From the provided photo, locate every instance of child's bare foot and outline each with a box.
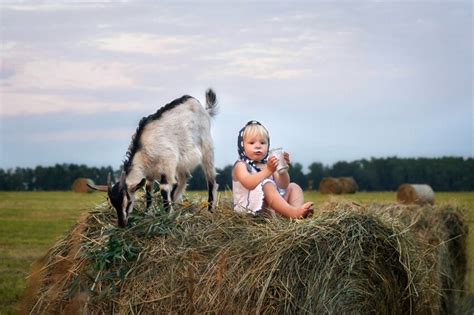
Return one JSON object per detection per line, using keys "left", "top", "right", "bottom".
{"left": 297, "top": 202, "right": 314, "bottom": 218}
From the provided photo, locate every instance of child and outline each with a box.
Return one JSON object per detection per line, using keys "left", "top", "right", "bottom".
{"left": 232, "top": 120, "right": 314, "bottom": 218}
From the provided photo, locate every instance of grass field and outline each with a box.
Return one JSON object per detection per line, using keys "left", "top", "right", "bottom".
{"left": 0, "top": 190, "right": 472, "bottom": 314}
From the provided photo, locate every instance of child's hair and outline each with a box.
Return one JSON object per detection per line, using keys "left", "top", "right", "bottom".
{"left": 243, "top": 123, "right": 269, "bottom": 142}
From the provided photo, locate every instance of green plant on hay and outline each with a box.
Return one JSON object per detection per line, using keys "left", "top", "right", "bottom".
{"left": 20, "top": 195, "right": 468, "bottom": 314}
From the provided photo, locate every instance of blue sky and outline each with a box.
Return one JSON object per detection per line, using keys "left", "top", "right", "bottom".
{"left": 0, "top": 1, "right": 472, "bottom": 171}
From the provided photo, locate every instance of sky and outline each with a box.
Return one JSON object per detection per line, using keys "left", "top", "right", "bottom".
{"left": 0, "top": 1, "right": 472, "bottom": 172}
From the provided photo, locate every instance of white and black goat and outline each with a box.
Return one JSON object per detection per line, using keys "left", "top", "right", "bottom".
{"left": 90, "top": 89, "right": 218, "bottom": 227}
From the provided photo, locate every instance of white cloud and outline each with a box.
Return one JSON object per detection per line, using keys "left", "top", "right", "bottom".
{"left": 0, "top": 2, "right": 107, "bottom": 12}
{"left": 0, "top": 41, "right": 32, "bottom": 59}
{"left": 0, "top": 92, "right": 143, "bottom": 117}
{"left": 0, "top": 41, "right": 19, "bottom": 55}
{"left": 92, "top": 33, "right": 196, "bottom": 55}
{"left": 210, "top": 44, "right": 311, "bottom": 80}
{"left": 3, "top": 59, "right": 136, "bottom": 90}
{"left": 24, "top": 128, "right": 133, "bottom": 142}
{"left": 266, "top": 13, "right": 318, "bottom": 23}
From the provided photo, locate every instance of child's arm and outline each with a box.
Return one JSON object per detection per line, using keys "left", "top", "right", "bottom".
{"left": 233, "top": 158, "right": 278, "bottom": 191}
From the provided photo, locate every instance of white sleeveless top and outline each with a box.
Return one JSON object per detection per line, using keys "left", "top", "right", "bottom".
{"left": 232, "top": 162, "right": 265, "bottom": 214}
{"left": 232, "top": 161, "right": 284, "bottom": 215}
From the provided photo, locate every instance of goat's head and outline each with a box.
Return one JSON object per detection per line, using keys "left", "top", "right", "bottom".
{"left": 88, "top": 172, "right": 145, "bottom": 227}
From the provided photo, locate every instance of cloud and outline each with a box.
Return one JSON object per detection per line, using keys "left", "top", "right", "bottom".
{"left": 0, "top": 2, "right": 107, "bottom": 12}
{"left": 0, "top": 92, "right": 143, "bottom": 117}
{"left": 3, "top": 59, "right": 136, "bottom": 90}
{"left": 210, "top": 44, "right": 311, "bottom": 80}
{"left": 92, "top": 33, "right": 197, "bottom": 55}
{"left": 0, "top": 41, "right": 21, "bottom": 55}
{"left": 22, "top": 127, "right": 133, "bottom": 142}
{"left": 266, "top": 13, "right": 318, "bottom": 23}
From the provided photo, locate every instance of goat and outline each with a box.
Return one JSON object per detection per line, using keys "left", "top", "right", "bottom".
{"left": 89, "top": 89, "right": 218, "bottom": 227}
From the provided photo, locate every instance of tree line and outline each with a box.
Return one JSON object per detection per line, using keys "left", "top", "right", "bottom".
{"left": 0, "top": 157, "right": 472, "bottom": 192}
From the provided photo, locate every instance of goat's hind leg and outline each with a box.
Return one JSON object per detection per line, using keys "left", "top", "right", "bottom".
{"left": 171, "top": 171, "right": 188, "bottom": 203}
{"left": 201, "top": 148, "right": 218, "bottom": 211}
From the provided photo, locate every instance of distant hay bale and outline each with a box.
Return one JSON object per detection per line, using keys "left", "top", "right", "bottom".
{"left": 21, "top": 197, "right": 469, "bottom": 314}
{"left": 71, "top": 178, "right": 95, "bottom": 193}
{"left": 339, "top": 177, "right": 358, "bottom": 194}
{"left": 319, "top": 177, "right": 341, "bottom": 194}
{"left": 319, "top": 177, "right": 358, "bottom": 194}
{"left": 397, "top": 184, "right": 435, "bottom": 205}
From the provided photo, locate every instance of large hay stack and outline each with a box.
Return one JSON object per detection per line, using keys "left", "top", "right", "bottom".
{"left": 21, "top": 199, "right": 468, "bottom": 314}
{"left": 319, "top": 177, "right": 358, "bottom": 194}
{"left": 369, "top": 203, "right": 468, "bottom": 313}
{"left": 397, "top": 183, "right": 435, "bottom": 205}
{"left": 71, "top": 178, "right": 95, "bottom": 193}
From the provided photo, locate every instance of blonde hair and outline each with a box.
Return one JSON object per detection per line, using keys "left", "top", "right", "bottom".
{"left": 243, "top": 123, "right": 269, "bottom": 141}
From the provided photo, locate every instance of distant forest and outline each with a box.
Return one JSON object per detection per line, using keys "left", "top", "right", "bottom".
{"left": 0, "top": 157, "right": 472, "bottom": 192}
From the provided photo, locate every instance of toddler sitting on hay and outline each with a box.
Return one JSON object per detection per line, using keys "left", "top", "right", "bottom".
{"left": 232, "top": 120, "right": 313, "bottom": 218}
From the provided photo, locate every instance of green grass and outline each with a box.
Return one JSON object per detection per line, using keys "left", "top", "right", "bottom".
{"left": 0, "top": 191, "right": 105, "bottom": 315}
{"left": 0, "top": 191, "right": 472, "bottom": 314}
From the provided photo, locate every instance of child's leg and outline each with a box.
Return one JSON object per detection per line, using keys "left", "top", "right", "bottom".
{"left": 284, "top": 183, "right": 305, "bottom": 207}
{"left": 263, "top": 182, "right": 313, "bottom": 218}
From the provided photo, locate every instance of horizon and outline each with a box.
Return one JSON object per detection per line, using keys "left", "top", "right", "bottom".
{"left": 0, "top": 154, "right": 471, "bottom": 173}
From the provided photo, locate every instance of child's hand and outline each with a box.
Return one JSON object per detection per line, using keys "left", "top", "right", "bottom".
{"left": 267, "top": 156, "right": 278, "bottom": 173}
{"left": 283, "top": 152, "right": 291, "bottom": 165}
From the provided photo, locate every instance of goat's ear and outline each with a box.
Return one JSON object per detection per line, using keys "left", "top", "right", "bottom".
{"left": 129, "top": 178, "right": 146, "bottom": 192}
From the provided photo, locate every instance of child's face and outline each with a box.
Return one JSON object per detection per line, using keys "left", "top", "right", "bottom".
{"left": 243, "top": 133, "right": 268, "bottom": 161}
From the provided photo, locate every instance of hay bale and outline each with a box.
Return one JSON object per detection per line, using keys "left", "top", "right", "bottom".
{"left": 397, "top": 184, "right": 435, "bottom": 205}
{"left": 71, "top": 178, "right": 95, "bottom": 193}
{"left": 319, "top": 177, "right": 342, "bottom": 194}
{"left": 22, "top": 198, "right": 467, "bottom": 314}
{"left": 339, "top": 177, "right": 358, "bottom": 194}
{"left": 319, "top": 177, "right": 358, "bottom": 194}
{"left": 369, "top": 203, "right": 468, "bottom": 314}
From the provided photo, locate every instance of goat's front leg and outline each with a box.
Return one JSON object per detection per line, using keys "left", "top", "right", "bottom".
{"left": 159, "top": 176, "right": 173, "bottom": 212}
{"left": 145, "top": 180, "right": 153, "bottom": 209}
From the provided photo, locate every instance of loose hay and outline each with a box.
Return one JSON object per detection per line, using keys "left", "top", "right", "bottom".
{"left": 370, "top": 203, "right": 468, "bottom": 314}
{"left": 397, "top": 184, "right": 435, "bottom": 205}
{"left": 21, "top": 197, "right": 468, "bottom": 314}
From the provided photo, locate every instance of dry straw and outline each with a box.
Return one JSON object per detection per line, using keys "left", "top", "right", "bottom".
{"left": 21, "top": 196, "right": 468, "bottom": 314}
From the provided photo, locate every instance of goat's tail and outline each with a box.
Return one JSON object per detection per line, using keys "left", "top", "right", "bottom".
{"left": 205, "top": 88, "right": 218, "bottom": 117}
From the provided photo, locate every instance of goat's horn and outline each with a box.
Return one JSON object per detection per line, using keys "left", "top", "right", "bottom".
{"left": 87, "top": 183, "right": 109, "bottom": 192}
{"left": 107, "top": 172, "right": 112, "bottom": 189}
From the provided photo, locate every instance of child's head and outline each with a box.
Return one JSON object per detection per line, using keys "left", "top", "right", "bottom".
{"left": 237, "top": 120, "right": 270, "bottom": 163}
{"left": 242, "top": 123, "right": 269, "bottom": 143}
